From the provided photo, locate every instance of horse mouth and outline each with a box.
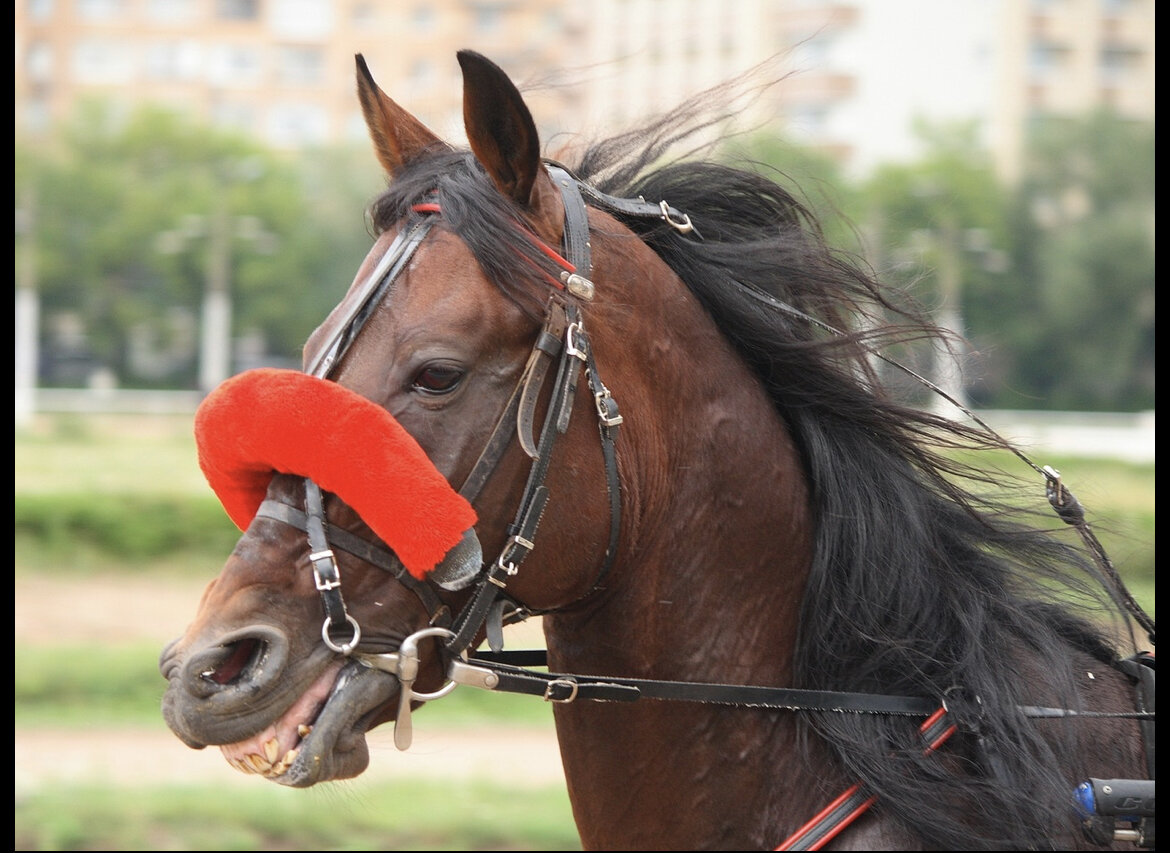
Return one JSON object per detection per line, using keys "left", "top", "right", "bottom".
{"left": 217, "top": 658, "right": 399, "bottom": 787}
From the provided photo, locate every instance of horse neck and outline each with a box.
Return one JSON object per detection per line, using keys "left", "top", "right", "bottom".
{"left": 545, "top": 250, "right": 813, "bottom": 688}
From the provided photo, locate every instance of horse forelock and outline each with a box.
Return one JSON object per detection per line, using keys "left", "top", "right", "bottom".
{"left": 368, "top": 150, "right": 567, "bottom": 321}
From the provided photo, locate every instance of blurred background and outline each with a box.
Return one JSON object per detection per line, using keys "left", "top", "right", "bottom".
{"left": 14, "top": 1, "right": 1154, "bottom": 850}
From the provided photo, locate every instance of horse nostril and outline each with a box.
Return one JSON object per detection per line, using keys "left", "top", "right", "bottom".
{"left": 180, "top": 625, "right": 289, "bottom": 699}
{"left": 201, "top": 638, "right": 262, "bottom": 685}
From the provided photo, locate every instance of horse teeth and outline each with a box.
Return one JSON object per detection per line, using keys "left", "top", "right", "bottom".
{"left": 228, "top": 757, "right": 253, "bottom": 775}
{"left": 246, "top": 753, "right": 271, "bottom": 773}
{"left": 298, "top": 724, "right": 313, "bottom": 738}
{"left": 264, "top": 737, "right": 280, "bottom": 763}
{"left": 270, "top": 749, "right": 298, "bottom": 777}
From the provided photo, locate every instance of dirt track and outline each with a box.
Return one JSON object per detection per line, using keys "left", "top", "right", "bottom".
{"left": 15, "top": 573, "right": 564, "bottom": 795}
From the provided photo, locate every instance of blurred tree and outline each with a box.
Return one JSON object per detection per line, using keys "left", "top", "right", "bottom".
{"left": 988, "top": 110, "right": 1156, "bottom": 411}
{"left": 17, "top": 99, "right": 380, "bottom": 390}
{"left": 723, "top": 133, "right": 865, "bottom": 257}
{"left": 855, "top": 120, "right": 1010, "bottom": 410}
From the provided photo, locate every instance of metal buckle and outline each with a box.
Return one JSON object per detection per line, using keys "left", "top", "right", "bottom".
{"left": 659, "top": 200, "right": 694, "bottom": 234}
{"left": 321, "top": 614, "right": 361, "bottom": 654}
{"left": 544, "top": 678, "right": 580, "bottom": 703}
{"left": 594, "top": 387, "right": 624, "bottom": 426}
{"left": 309, "top": 549, "right": 341, "bottom": 591}
{"left": 565, "top": 322, "right": 588, "bottom": 361}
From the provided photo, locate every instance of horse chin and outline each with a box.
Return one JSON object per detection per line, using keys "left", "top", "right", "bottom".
{"left": 220, "top": 659, "right": 400, "bottom": 788}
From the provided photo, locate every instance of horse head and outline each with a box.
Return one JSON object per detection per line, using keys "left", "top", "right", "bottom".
{"left": 159, "top": 49, "right": 805, "bottom": 797}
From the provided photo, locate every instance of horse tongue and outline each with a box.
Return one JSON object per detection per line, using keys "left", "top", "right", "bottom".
{"left": 219, "top": 659, "right": 344, "bottom": 777}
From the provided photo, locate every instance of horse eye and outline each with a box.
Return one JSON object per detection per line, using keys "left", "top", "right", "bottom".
{"left": 413, "top": 365, "right": 465, "bottom": 394}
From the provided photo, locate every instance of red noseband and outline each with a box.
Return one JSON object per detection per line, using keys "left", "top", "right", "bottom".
{"left": 194, "top": 367, "right": 477, "bottom": 579}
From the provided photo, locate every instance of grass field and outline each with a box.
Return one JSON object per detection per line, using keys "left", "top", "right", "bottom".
{"left": 14, "top": 412, "right": 1154, "bottom": 850}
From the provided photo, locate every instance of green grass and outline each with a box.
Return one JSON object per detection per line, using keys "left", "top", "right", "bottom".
{"left": 14, "top": 412, "right": 208, "bottom": 496}
{"left": 12, "top": 414, "right": 1154, "bottom": 850}
{"left": 15, "top": 778, "right": 580, "bottom": 851}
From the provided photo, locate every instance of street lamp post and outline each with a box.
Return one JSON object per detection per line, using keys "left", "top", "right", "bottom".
{"left": 15, "top": 189, "right": 39, "bottom": 427}
{"left": 200, "top": 197, "right": 233, "bottom": 395}
{"left": 930, "top": 209, "right": 967, "bottom": 416}
{"left": 157, "top": 200, "right": 274, "bottom": 396}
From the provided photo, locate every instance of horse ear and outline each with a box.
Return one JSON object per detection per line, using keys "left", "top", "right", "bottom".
{"left": 355, "top": 54, "right": 449, "bottom": 176}
{"left": 457, "top": 49, "right": 542, "bottom": 206}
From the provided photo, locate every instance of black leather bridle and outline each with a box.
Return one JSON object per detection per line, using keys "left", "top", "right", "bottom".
{"left": 255, "top": 163, "right": 673, "bottom": 658}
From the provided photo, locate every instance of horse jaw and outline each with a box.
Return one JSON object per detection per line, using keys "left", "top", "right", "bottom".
{"left": 218, "top": 659, "right": 400, "bottom": 787}
{"left": 160, "top": 632, "right": 402, "bottom": 787}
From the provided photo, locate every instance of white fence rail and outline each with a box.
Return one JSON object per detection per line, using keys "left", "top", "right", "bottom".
{"left": 17, "top": 389, "right": 1155, "bottom": 463}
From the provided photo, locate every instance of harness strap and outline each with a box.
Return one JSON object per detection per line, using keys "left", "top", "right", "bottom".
{"left": 445, "top": 301, "right": 585, "bottom": 656}
{"left": 777, "top": 706, "right": 958, "bottom": 851}
{"left": 516, "top": 310, "right": 569, "bottom": 458}
{"left": 582, "top": 336, "right": 623, "bottom": 591}
{"left": 545, "top": 159, "right": 700, "bottom": 239}
{"left": 303, "top": 480, "right": 356, "bottom": 652}
{"left": 305, "top": 216, "right": 435, "bottom": 379}
{"left": 546, "top": 164, "right": 593, "bottom": 278}
{"left": 255, "top": 498, "right": 449, "bottom": 625}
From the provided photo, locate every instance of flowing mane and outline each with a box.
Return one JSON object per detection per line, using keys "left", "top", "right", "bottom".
{"left": 572, "top": 126, "right": 1135, "bottom": 848}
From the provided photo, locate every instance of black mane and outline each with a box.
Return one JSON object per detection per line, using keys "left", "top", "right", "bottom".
{"left": 568, "top": 125, "right": 1133, "bottom": 848}
{"left": 366, "top": 110, "right": 1135, "bottom": 848}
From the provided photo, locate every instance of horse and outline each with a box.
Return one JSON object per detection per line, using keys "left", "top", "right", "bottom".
{"left": 159, "top": 51, "right": 1154, "bottom": 850}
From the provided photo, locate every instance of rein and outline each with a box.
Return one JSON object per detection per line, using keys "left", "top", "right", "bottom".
{"left": 258, "top": 161, "right": 1153, "bottom": 849}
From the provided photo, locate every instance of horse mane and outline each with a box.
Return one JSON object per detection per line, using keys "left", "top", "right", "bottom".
{"left": 363, "top": 79, "right": 1135, "bottom": 846}
{"left": 565, "top": 97, "right": 1134, "bottom": 848}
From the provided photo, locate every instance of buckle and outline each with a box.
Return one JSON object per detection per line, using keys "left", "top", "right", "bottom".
{"left": 544, "top": 678, "right": 579, "bottom": 703}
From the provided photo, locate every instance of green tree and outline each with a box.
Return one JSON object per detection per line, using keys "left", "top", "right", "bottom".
{"left": 856, "top": 120, "right": 1011, "bottom": 410}
{"left": 17, "top": 100, "right": 380, "bottom": 390}
{"left": 992, "top": 110, "right": 1156, "bottom": 411}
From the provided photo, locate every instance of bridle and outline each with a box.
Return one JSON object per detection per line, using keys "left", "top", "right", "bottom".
{"left": 252, "top": 161, "right": 1155, "bottom": 849}
{"left": 254, "top": 162, "right": 664, "bottom": 661}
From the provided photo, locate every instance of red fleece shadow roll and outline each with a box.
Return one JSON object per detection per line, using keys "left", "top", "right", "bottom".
{"left": 194, "top": 368, "right": 477, "bottom": 580}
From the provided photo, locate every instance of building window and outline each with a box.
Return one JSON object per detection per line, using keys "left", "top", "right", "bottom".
{"left": 1028, "top": 40, "right": 1067, "bottom": 78}
{"left": 25, "top": 40, "right": 54, "bottom": 83}
{"left": 146, "top": 0, "right": 199, "bottom": 24}
{"left": 276, "top": 45, "right": 325, "bottom": 86}
{"left": 266, "top": 102, "right": 329, "bottom": 147}
{"left": 76, "top": 0, "right": 127, "bottom": 20}
{"left": 216, "top": 0, "right": 259, "bottom": 20}
{"left": 271, "top": 0, "right": 333, "bottom": 38}
{"left": 144, "top": 40, "right": 203, "bottom": 81}
{"left": 27, "top": 0, "right": 55, "bottom": 22}
{"left": 412, "top": 5, "right": 436, "bottom": 33}
{"left": 208, "top": 44, "right": 262, "bottom": 86}
{"left": 73, "top": 38, "right": 137, "bottom": 84}
{"left": 407, "top": 58, "right": 435, "bottom": 92}
{"left": 472, "top": 3, "right": 503, "bottom": 35}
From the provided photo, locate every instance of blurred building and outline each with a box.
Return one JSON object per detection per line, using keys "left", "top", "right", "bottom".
{"left": 14, "top": 0, "right": 1156, "bottom": 179}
